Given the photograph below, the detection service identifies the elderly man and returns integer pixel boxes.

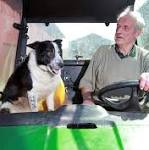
[79,9,149,105]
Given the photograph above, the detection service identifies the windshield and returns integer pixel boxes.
[27,23,116,60]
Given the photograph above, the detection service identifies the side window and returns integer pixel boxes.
[135,0,149,50]
[27,23,116,59]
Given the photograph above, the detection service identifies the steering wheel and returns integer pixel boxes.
[94,80,147,111]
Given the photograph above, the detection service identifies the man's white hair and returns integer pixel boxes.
[117,6,145,31]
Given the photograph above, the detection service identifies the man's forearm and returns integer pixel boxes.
[82,91,93,101]
[81,88,94,103]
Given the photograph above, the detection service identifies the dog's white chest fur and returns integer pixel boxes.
[31,70,60,96]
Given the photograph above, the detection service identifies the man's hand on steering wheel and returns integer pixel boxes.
[140,73,149,92]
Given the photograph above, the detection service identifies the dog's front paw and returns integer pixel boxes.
[0,108,10,114]
[0,102,12,113]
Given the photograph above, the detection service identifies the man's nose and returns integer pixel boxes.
[116,27,123,34]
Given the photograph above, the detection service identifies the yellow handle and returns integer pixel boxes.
[54,78,66,109]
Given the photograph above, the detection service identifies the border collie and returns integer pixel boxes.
[0,40,64,113]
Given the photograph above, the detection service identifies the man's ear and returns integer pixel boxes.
[53,39,62,49]
[136,29,143,37]
[27,41,40,50]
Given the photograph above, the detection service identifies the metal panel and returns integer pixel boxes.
[62,60,89,103]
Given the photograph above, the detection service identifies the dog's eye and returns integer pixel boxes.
[48,51,51,56]
[47,50,55,58]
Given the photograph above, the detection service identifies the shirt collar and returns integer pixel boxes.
[115,44,136,59]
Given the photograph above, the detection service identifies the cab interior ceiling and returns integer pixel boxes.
[23,0,135,23]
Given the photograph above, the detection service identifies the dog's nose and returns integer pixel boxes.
[58,62,64,68]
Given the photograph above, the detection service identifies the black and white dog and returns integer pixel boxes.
[0,40,64,113]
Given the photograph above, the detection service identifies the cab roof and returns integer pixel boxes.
[23,0,135,23]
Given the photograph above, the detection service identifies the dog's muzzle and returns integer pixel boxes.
[48,61,64,75]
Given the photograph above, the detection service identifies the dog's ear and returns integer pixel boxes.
[53,39,62,49]
[27,41,40,50]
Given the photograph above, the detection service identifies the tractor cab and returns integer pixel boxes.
[0,0,149,149]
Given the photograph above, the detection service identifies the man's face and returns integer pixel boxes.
[115,15,141,46]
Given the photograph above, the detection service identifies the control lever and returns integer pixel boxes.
[75,55,83,63]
